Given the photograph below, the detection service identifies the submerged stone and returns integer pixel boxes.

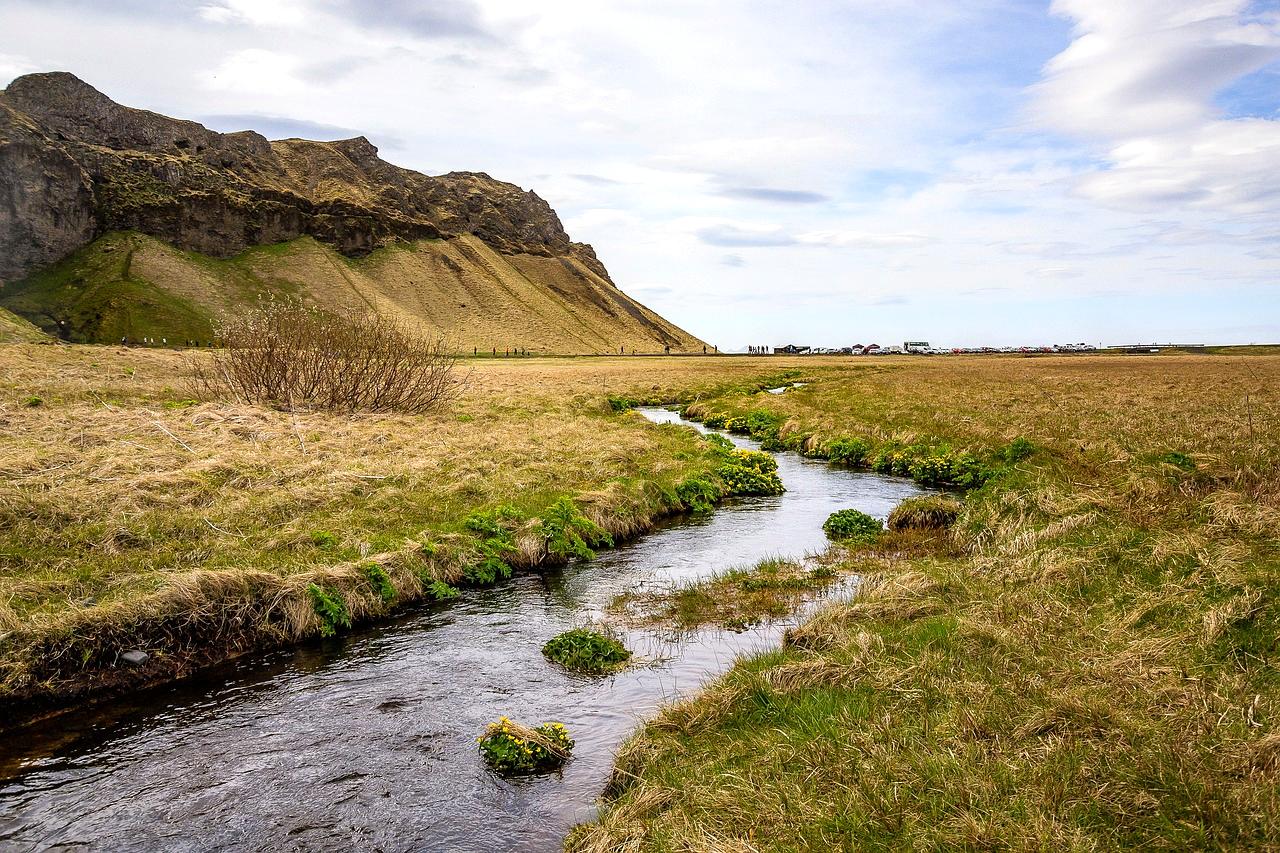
[120,650,149,667]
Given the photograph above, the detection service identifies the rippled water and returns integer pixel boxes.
[0,407,930,852]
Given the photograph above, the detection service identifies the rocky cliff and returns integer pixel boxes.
[0,72,699,351]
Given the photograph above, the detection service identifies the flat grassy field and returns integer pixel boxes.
[0,344,807,719]
[570,354,1280,851]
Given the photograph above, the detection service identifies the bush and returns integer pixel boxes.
[462,505,522,585]
[827,437,871,466]
[306,583,351,636]
[478,717,574,773]
[361,562,396,603]
[823,509,883,543]
[888,495,963,531]
[542,628,631,673]
[196,300,464,413]
[677,475,719,513]
[426,580,460,600]
[539,498,613,562]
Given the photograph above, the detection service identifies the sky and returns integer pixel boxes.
[1,0,1277,349]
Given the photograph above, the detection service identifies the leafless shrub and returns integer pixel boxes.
[194,302,464,413]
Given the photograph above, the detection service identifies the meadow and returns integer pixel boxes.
[5,344,1279,850]
[0,344,806,721]
[570,353,1280,851]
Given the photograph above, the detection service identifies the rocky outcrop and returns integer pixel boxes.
[0,72,613,285]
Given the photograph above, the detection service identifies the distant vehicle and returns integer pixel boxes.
[863,343,880,354]
[904,340,929,353]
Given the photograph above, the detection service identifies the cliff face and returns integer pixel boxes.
[0,72,612,286]
[0,72,702,351]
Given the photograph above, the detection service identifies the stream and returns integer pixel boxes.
[0,406,931,852]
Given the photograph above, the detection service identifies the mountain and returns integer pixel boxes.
[0,72,703,352]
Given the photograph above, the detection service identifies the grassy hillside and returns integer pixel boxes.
[0,307,46,343]
[0,232,704,353]
[571,355,1280,851]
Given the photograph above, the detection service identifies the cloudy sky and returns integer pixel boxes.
[2,0,1277,348]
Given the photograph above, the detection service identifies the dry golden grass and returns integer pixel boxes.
[572,353,1280,852]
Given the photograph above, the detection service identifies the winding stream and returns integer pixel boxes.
[0,407,931,852]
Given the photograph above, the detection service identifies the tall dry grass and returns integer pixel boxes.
[571,353,1280,851]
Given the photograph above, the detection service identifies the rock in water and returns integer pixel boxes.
[120,650,149,667]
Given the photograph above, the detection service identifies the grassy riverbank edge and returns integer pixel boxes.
[568,359,1280,850]
[1,476,709,731]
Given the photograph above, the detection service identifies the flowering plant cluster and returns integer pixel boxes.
[717,448,784,496]
[478,717,574,773]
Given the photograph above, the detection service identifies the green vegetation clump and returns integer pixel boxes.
[717,449,785,496]
[823,509,883,543]
[887,495,962,531]
[826,437,871,465]
[462,504,523,585]
[538,497,613,562]
[306,583,351,637]
[311,530,338,549]
[1156,450,1197,471]
[478,717,574,773]
[360,561,396,603]
[676,475,719,513]
[426,580,460,601]
[21,395,43,408]
[1000,436,1036,463]
[872,445,995,489]
[607,394,638,412]
[542,627,631,673]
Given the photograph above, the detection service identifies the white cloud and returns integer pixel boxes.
[205,48,305,95]
[197,1,308,27]
[1033,0,1280,212]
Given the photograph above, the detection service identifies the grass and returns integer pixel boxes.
[0,345,824,723]
[570,352,1280,851]
[0,307,47,343]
